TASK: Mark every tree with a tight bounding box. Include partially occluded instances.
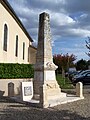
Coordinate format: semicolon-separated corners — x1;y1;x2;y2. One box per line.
53;53;76;77
76;59;88;70
85;37;90;57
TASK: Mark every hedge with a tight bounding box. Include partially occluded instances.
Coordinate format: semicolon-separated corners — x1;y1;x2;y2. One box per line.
0;63;34;79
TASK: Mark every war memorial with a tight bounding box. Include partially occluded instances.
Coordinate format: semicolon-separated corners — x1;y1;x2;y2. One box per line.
11;12;84;108
31;12;84;108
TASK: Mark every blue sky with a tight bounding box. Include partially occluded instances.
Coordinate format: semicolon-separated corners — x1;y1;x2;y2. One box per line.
8;0;90;61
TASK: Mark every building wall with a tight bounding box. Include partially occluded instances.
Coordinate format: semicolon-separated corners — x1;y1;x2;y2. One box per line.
0;78;33;96
28;46;37;64
0;3;36;64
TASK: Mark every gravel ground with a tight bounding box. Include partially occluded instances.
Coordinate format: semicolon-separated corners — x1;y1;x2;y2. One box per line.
0;88;90;120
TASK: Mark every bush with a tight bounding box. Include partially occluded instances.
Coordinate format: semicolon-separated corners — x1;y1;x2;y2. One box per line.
0;63;34;79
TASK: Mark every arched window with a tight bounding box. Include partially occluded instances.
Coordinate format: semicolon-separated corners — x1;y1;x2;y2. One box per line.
3;24;8;51
23;42;25;60
15;35;18;57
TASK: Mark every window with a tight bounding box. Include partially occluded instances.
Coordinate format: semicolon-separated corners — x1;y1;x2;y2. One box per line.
86;73;90;77
28;47;30;62
3;24;8;51
15;35;18;57
23;42;25;60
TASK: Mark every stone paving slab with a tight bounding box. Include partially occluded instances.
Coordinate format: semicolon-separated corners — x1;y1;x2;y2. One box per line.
11;94;84;108
0;89;90;120
48;95;84;107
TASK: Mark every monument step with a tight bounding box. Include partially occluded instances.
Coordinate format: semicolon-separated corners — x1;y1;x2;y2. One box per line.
48;95;84;107
48;92;67;100
47;89;61;95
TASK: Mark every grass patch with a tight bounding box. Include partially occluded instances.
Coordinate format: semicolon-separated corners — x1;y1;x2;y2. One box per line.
56;74;74;89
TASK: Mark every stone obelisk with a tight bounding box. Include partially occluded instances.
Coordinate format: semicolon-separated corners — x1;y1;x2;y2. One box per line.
33;12;66;107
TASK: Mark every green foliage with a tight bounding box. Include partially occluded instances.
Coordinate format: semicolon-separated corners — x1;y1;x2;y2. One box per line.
56;74;74;89
76;59;88;70
0;63;34;79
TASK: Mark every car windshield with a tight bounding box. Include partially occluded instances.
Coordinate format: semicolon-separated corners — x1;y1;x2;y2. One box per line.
74;70;90;78
79;70;90;76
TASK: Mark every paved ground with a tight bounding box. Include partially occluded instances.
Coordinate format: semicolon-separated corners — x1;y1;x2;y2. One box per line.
0;87;90;120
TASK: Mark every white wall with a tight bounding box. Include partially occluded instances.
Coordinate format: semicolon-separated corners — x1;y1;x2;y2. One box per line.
0;78;33;96
0;3;32;64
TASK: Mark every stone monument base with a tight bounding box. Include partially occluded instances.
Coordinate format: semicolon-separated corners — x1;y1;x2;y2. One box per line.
45;81;66;100
33;80;67;108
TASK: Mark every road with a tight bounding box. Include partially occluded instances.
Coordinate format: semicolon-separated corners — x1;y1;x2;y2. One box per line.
0;86;89;120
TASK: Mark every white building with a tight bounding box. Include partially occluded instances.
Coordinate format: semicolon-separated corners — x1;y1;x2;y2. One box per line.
0;0;36;64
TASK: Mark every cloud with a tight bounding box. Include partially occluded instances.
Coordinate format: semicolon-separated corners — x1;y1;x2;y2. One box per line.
8;0;90;40
51;13;75;27
65;0;90;14
7;0;90;60
53;43;88;60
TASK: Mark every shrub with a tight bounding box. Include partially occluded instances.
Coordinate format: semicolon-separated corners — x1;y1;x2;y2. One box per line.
0;63;34;79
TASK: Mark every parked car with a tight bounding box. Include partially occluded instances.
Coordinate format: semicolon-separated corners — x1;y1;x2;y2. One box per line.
68;71;78;81
72;70;90;85
65;71;79;81
73;70;90;78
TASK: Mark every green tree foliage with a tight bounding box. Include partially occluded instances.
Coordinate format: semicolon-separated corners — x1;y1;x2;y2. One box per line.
0;63;34;79
76;59;90;70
